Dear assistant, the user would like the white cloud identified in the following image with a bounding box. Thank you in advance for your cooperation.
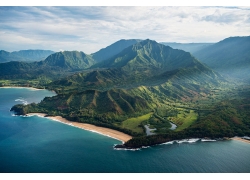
[0,6,249,53]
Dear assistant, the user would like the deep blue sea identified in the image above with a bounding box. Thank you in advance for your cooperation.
[0,87,250,173]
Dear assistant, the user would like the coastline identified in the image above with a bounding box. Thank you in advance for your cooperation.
[0,86,44,91]
[8,86,250,148]
[5,86,131,143]
[27,113,132,143]
[231,137,250,144]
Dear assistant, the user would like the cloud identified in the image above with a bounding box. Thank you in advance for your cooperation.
[0,6,249,53]
[201,8,247,24]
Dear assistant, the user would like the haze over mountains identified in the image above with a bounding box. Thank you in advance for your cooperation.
[9,39,224,121]
[193,36,250,82]
[47,39,223,89]
[0,36,249,84]
[6,35,250,147]
[0,50,95,79]
[160,42,214,54]
[94,39,207,72]
[0,50,55,63]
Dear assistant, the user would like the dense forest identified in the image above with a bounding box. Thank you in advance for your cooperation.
[5,37,250,149]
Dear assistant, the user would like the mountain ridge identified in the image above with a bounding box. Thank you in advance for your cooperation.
[0,49,55,63]
[193,36,250,81]
[42,51,96,70]
[0,50,96,81]
[91,39,142,62]
[160,42,214,54]
[47,39,225,110]
[9,37,250,148]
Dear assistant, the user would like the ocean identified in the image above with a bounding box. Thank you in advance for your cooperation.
[0,87,250,173]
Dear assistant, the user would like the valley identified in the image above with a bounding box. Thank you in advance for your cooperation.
[2,37,250,149]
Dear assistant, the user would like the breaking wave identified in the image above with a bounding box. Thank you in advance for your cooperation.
[15,98,28,105]
[114,138,217,151]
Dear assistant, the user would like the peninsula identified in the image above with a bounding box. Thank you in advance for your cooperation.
[7,38,250,149]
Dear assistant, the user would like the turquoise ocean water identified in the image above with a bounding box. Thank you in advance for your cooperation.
[0,87,250,173]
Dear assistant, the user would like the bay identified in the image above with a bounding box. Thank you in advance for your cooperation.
[0,87,250,173]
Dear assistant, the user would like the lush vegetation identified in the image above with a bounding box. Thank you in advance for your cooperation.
[0,51,96,80]
[42,51,95,70]
[6,38,250,149]
[118,113,153,134]
[0,79,52,89]
[171,109,198,131]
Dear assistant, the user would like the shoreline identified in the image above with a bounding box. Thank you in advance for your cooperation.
[27,113,132,143]
[231,137,250,144]
[7,87,250,147]
[5,86,131,143]
[0,86,44,91]
[0,86,56,94]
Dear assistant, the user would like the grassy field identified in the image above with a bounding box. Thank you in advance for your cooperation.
[169,109,198,131]
[119,113,153,134]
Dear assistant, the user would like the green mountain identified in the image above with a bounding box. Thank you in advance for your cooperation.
[9,38,250,148]
[40,40,224,123]
[42,51,95,70]
[91,39,141,62]
[93,39,221,78]
[93,39,198,71]
[0,50,24,63]
[193,36,250,81]
[0,50,54,63]
[11,38,250,148]
[160,42,214,54]
[11,50,55,61]
[0,51,96,83]
[2,40,226,135]
[0,61,39,79]
[0,61,72,81]
[124,87,250,148]
[32,88,150,119]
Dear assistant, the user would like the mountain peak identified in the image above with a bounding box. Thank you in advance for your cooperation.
[43,51,95,70]
[91,39,142,62]
[140,39,158,45]
[143,38,156,42]
[92,39,200,75]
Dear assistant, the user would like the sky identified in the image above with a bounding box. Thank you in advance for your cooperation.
[0,2,250,54]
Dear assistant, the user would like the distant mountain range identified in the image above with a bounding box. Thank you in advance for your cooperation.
[1,36,249,84]
[160,42,214,54]
[8,37,250,148]
[32,39,224,120]
[193,36,250,81]
[50,39,223,87]
[0,50,55,63]
[0,50,96,80]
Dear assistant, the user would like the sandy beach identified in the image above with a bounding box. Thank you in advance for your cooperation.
[231,137,250,144]
[27,113,132,143]
[0,86,43,91]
